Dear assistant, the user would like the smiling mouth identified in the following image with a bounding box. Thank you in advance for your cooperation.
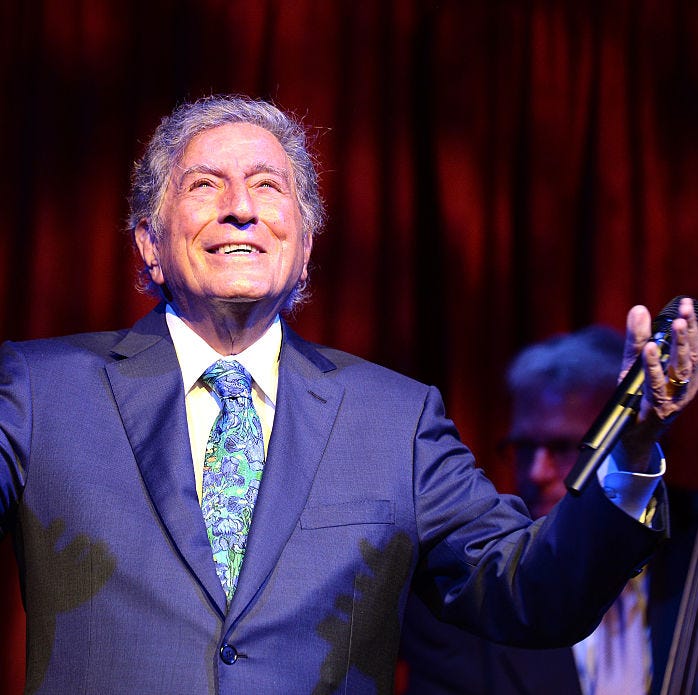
[209,243,260,255]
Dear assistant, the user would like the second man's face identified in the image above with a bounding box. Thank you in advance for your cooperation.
[140,122,312,320]
[509,389,601,518]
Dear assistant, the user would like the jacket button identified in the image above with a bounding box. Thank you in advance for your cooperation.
[220,644,238,665]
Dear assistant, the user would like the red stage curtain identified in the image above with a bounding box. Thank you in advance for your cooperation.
[2,1,698,691]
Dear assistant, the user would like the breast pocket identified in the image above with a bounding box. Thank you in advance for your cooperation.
[299,499,395,529]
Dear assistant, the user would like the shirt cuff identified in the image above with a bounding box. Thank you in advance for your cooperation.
[596,443,665,521]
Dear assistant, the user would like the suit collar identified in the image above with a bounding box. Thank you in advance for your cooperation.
[280,321,337,373]
[110,302,170,358]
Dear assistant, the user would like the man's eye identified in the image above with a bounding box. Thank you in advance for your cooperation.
[189,179,214,190]
[256,179,282,191]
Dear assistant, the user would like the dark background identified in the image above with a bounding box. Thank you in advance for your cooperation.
[3,1,698,691]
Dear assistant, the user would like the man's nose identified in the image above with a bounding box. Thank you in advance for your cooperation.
[220,183,257,227]
[528,447,560,485]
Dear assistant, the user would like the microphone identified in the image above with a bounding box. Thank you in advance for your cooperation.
[565,296,696,495]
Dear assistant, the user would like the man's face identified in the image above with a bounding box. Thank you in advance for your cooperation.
[508,388,603,518]
[138,122,311,320]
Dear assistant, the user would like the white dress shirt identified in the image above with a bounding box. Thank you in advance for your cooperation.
[165,304,281,502]
[573,573,652,694]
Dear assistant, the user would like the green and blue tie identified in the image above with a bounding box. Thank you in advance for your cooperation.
[201,359,265,603]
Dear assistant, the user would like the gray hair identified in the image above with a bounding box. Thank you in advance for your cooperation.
[127,94,325,312]
[507,325,625,399]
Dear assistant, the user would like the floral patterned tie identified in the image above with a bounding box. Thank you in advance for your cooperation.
[201,359,265,604]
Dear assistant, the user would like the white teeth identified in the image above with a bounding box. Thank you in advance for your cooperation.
[214,244,255,255]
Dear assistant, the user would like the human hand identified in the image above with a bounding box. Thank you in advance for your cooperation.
[617,297,698,471]
[624,297,698,424]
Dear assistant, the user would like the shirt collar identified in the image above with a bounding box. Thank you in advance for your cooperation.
[165,304,281,406]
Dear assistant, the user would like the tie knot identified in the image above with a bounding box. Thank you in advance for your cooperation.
[202,359,252,401]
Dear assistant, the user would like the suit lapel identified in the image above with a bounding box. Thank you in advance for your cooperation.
[225,325,344,626]
[105,306,227,617]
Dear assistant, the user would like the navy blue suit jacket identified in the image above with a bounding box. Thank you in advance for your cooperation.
[0,305,664,694]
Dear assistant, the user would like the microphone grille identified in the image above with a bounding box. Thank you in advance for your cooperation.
[652,295,698,334]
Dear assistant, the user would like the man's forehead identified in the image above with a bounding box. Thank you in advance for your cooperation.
[510,389,604,432]
[184,122,285,156]
[172,124,291,177]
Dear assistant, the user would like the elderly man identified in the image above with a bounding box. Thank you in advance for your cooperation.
[0,95,696,694]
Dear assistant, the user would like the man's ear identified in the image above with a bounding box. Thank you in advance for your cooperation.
[134,219,165,286]
[300,231,313,283]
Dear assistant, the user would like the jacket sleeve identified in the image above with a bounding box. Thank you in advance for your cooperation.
[410,385,666,648]
[0,342,32,537]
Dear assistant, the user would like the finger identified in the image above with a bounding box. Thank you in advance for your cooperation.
[667,317,690,384]
[621,305,651,378]
[679,296,698,367]
[643,340,669,399]
[638,339,679,422]
[666,297,698,399]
